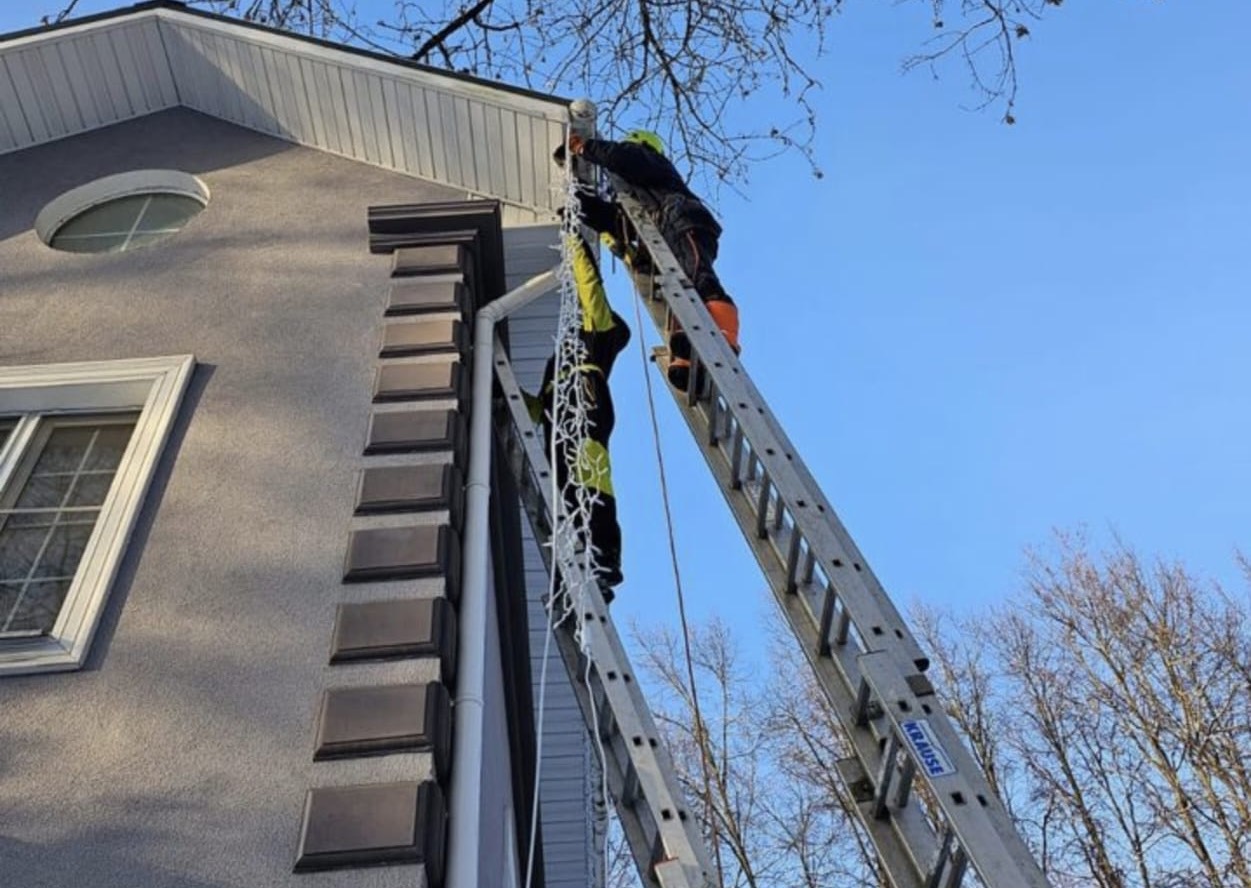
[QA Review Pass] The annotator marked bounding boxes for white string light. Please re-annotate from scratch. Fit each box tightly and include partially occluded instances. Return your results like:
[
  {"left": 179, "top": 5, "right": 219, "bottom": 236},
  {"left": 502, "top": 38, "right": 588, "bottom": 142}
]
[{"left": 524, "top": 127, "right": 615, "bottom": 888}]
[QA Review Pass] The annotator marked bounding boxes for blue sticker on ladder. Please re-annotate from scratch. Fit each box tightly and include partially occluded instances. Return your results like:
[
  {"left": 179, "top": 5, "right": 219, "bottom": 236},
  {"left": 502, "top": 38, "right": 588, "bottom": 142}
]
[{"left": 902, "top": 720, "right": 957, "bottom": 778}]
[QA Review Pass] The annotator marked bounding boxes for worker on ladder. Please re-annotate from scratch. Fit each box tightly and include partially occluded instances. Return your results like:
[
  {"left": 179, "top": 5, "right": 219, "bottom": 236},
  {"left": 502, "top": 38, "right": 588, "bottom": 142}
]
[
  {"left": 556, "top": 130, "right": 740, "bottom": 392},
  {"left": 527, "top": 231, "right": 631, "bottom": 600}
]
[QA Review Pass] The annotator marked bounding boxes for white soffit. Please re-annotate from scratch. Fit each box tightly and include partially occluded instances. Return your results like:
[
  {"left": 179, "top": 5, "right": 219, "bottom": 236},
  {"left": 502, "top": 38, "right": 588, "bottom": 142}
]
[{"left": 0, "top": 6, "right": 568, "bottom": 214}]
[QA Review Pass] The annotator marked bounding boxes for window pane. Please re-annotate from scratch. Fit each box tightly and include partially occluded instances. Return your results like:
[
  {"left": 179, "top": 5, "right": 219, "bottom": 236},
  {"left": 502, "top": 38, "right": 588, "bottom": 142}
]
[
  {"left": 31, "top": 523, "right": 94, "bottom": 579},
  {"left": 50, "top": 234, "right": 131, "bottom": 254},
  {"left": 53, "top": 194, "right": 150, "bottom": 239},
  {"left": 1, "top": 580, "right": 71, "bottom": 634},
  {"left": 0, "top": 416, "right": 137, "bottom": 635},
  {"left": 67, "top": 474, "right": 114, "bottom": 507},
  {"left": 136, "top": 194, "right": 204, "bottom": 232},
  {"left": 31, "top": 426, "right": 97, "bottom": 474},
  {"left": 83, "top": 425, "right": 133, "bottom": 471},
  {"left": 14, "top": 473, "right": 74, "bottom": 509},
  {"left": 0, "top": 526, "right": 45, "bottom": 581}
]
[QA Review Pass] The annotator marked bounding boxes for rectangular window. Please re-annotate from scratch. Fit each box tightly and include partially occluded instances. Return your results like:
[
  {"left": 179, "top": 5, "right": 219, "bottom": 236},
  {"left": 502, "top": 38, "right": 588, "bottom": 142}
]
[
  {"left": 0, "top": 356, "right": 194, "bottom": 674},
  {"left": 0, "top": 415, "right": 138, "bottom": 637}
]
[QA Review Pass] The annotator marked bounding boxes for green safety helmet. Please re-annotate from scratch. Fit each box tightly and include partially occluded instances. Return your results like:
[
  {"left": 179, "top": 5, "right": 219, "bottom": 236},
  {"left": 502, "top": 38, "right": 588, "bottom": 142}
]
[{"left": 623, "top": 130, "right": 665, "bottom": 155}]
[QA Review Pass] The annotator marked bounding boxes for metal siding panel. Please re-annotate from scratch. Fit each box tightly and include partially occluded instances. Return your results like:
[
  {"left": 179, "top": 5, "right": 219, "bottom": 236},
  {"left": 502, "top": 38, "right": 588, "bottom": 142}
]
[
  {"left": 368, "top": 74, "right": 394, "bottom": 168},
  {"left": 137, "top": 17, "right": 177, "bottom": 105},
  {"left": 224, "top": 34, "right": 257, "bottom": 124},
  {"left": 0, "top": 81, "right": 15, "bottom": 151},
  {"left": 539, "top": 118, "right": 564, "bottom": 209},
  {"left": 423, "top": 88, "right": 448, "bottom": 182},
  {"left": 331, "top": 65, "right": 358, "bottom": 156},
  {"left": 91, "top": 32, "right": 134, "bottom": 119},
  {"left": 258, "top": 49, "right": 290, "bottom": 141},
  {"left": 0, "top": 57, "right": 38, "bottom": 149},
  {"left": 381, "top": 78, "right": 409, "bottom": 173},
  {"left": 7, "top": 51, "right": 51, "bottom": 142},
  {"left": 454, "top": 96, "right": 476, "bottom": 189},
  {"left": 229, "top": 37, "right": 265, "bottom": 130},
  {"left": 275, "top": 49, "right": 312, "bottom": 143},
  {"left": 189, "top": 29, "right": 225, "bottom": 115},
  {"left": 44, "top": 42, "right": 87, "bottom": 132},
  {"left": 516, "top": 113, "right": 537, "bottom": 208},
  {"left": 176, "top": 26, "right": 214, "bottom": 113},
  {"left": 144, "top": 21, "right": 185, "bottom": 111},
  {"left": 437, "top": 91, "right": 462, "bottom": 186},
  {"left": 106, "top": 27, "right": 147, "bottom": 115},
  {"left": 396, "top": 82, "right": 429, "bottom": 179},
  {"left": 275, "top": 48, "right": 308, "bottom": 144},
  {"left": 253, "top": 44, "right": 286, "bottom": 134},
  {"left": 22, "top": 48, "right": 68, "bottom": 137},
  {"left": 297, "top": 56, "right": 330, "bottom": 150},
  {"left": 73, "top": 36, "right": 120, "bottom": 124},
  {"left": 347, "top": 69, "right": 377, "bottom": 164},
  {"left": 498, "top": 107, "right": 522, "bottom": 204},
  {"left": 206, "top": 31, "right": 246, "bottom": 123},
  {"left": 469, "top": 99, "right": 491, "bottom": 192},
  {"left": 236, "top": 40, "right": 275, "bottom": 133}
]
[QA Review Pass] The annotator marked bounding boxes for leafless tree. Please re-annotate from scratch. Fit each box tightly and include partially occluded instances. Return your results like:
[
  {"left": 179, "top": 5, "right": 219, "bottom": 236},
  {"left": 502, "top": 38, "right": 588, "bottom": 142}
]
[
  {"left": 46, "top": 0, "right": 1075, "bottom": 184},
  {"left": 624, "top": 616, "right": 883, "bottom": 887},
  {"left": 918, "top": 534, "right": 1251, "bottom": 888},
  {"left": 617, "top": 536, "right": 1251, "bottom": 888}
]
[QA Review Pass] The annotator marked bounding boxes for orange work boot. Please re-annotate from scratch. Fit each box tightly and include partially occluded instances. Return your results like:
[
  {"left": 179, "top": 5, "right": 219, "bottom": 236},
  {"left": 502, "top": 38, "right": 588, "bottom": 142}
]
[{"left": 669, "top": 299, "right": 740, "bottom": 360}]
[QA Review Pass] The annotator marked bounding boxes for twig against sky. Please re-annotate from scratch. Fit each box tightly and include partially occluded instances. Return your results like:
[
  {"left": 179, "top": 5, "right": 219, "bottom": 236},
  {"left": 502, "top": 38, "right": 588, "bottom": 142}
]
[{"left": 46, "top": 0, "right": 1066, "bottom": 185}]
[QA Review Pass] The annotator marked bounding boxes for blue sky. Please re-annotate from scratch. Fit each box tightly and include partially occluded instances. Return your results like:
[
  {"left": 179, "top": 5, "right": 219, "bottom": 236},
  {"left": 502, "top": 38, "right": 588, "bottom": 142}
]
[
  {"left": 607, "top": 0, "right": 1251, "bottom": 636},
  {"left": 6, "top": 2, "right": 1249, "bottom": 649}
]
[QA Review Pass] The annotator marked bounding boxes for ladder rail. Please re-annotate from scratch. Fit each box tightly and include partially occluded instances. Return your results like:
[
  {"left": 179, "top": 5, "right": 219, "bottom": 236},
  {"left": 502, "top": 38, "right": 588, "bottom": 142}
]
[
  {"left": 493, "top": 343, "right": 718, "bottom": 888},
  {"left": 611, "top": 185, "right": 1052, "bottom": 888}
]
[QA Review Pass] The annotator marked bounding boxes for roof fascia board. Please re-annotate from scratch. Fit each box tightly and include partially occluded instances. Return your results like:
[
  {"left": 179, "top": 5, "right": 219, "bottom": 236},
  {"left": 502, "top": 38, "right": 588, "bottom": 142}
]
[
  {"left": 0, "top": 8, "right": 160, "bottom": 51},
  {"left": 152, "top": 8, "right": 567, "bottom": 120}
]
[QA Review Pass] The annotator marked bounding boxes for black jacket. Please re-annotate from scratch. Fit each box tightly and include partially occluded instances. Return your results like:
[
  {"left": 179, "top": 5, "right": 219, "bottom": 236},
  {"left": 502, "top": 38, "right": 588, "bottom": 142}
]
[{"left": 578, "top": 139, "right": 722, "bottom": 243}]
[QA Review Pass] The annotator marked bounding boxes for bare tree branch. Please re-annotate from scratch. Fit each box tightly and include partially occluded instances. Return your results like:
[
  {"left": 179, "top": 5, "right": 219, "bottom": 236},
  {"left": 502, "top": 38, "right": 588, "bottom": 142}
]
[{"left": 43, "top": 0, "right": 1081, "bottom": 186}]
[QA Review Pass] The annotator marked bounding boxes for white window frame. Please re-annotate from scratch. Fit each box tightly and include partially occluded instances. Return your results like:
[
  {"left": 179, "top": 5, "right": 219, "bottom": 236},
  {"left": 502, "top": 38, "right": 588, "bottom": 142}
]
[{"left": 0, "top": 355, "right": 195, "bottom": 675}]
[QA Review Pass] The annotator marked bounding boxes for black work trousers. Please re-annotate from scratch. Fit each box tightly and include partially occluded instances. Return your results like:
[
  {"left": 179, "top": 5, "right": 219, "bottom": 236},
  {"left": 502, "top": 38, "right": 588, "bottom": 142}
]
[
  {"left": 543, "top": 370, "right": 622, "bottom": 581},
  {"left": 667, "top": 225, "right": 733, "bottom": 306}
]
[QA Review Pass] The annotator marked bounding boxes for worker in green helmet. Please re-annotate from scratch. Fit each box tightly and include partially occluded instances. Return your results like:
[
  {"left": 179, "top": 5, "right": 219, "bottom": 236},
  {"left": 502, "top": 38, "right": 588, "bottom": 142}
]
[{"left": 556, "top": 129, "right": 740, "bottom": 392}]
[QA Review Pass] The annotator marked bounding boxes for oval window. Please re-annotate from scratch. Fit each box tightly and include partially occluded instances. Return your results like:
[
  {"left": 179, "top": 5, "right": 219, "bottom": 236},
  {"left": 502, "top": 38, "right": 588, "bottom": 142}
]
[{"left": 36, "top": 170, "right": 209, "bottom": 255}]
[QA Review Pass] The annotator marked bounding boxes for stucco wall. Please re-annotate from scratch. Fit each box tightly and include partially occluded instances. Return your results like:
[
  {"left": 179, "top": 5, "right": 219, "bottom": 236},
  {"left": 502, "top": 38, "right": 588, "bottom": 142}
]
[{"left": 0, "top": 107, "right": 475, "bottom": 888}]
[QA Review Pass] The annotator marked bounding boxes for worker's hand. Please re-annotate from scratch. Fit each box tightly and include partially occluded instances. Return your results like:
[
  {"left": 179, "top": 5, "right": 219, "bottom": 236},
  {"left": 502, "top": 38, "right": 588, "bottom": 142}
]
[{"left": 567, "top": 133, "right": 585, "bottom": 156}]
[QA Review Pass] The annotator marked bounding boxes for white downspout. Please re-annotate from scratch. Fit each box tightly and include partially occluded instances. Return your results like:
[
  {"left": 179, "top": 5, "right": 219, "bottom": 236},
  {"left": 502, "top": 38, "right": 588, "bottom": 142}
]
[{"left": 447, "top": 267, "right": 559, "bottom": 888}]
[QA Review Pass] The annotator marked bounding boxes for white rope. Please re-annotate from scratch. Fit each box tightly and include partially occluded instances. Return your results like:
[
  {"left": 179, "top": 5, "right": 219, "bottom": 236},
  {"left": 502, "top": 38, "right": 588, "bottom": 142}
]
[{"left": 524, "top": 129, "right": 614, "bottom": 888}]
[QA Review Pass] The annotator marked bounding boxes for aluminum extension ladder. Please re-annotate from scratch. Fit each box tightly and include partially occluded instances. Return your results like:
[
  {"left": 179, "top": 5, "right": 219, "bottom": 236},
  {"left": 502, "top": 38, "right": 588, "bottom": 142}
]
[
  {"left": 598, "top": 179, "right": 1053, "bottom": 888},
  {"left": 494, "top": 343, "right": 718, "bottom": 888}
]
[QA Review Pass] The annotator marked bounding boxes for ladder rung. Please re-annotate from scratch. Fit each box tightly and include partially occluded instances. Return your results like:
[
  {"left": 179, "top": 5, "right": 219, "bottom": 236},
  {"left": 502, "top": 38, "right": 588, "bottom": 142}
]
[
  {"left": 853, "top": 676, "right": 875, "bottom": 728},
  {"left": 944, "top": 847, "right": 969, "bottom": 888},
  {"left": 706, "top": 397, "right": 720, "bottom": 446},
  {"left": 872, "top": 734, "right": 901, "bottom": 820},
  {"left": 817, "top": 583, "right": 837, "bottom": 656},
  {"left": 753, "top": 475, "right": 771, "bottom": 539},
  {"left": 728, "top": 425, "right": 745, "bottom": 489},
  {"left": 892, "top": 750, "right": 917, "bottom": 810},
  {"left": 783, "top": 530, "right": 802, "bottom": 593},
  {"left": 926, "top": 830, "right": 955, "bottom": 888}
]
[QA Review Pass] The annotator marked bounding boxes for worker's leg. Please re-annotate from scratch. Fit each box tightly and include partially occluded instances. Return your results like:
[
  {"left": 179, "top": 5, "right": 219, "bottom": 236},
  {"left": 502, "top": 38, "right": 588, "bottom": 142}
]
[
  {"left": 574, "top": 380, "right": 622, "bottom": 589},
  {"left": 666, "top": 228, "right": 740, "bottom": 390}
]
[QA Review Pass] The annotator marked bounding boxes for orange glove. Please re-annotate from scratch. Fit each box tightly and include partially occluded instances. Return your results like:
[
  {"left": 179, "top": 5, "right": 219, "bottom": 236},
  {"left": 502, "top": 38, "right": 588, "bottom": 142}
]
[{"left": 568, "top": 133, "right": 585, "bottom": 156}]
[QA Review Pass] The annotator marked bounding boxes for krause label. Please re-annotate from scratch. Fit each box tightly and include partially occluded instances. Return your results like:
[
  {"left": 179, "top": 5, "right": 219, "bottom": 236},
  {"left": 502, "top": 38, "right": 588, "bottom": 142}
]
[{"left": 902, "top": 719, "right": 957, "bottom": 778}]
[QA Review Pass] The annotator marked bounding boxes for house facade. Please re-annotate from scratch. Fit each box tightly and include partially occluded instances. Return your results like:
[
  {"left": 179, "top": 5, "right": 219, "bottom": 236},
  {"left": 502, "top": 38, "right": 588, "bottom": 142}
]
[{"left": 0, "top": 3, "right": 592, "bottom": 886}]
